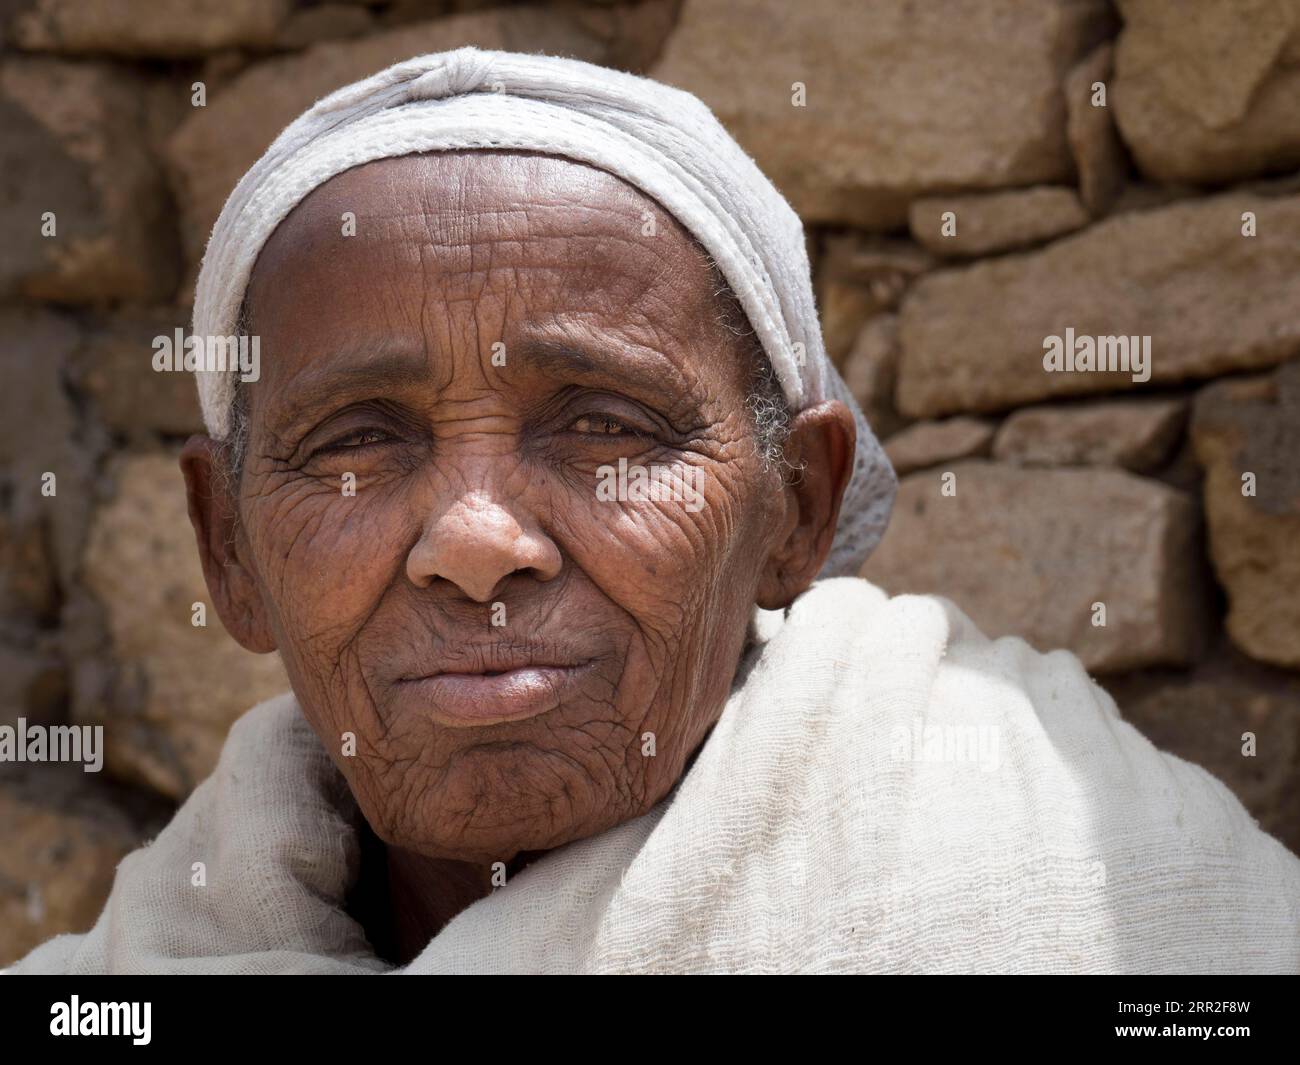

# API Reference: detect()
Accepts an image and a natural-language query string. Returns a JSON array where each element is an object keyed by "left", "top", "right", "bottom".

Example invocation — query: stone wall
[{"left": 2, "top": 0, "right": 1297, "bottom": 965}]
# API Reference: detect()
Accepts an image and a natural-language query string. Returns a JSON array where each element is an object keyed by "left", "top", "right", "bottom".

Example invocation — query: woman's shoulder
[
  {"left": 763, "top": 578, "right": 1300, "bottom": 876},
  {"left": 775, "top": 577, "right": 1257, "bottom": 817},
  {"left": 706, "top": 577, "right": 1300, "bottom": 970},
  {"left": 7, "top": 690, "right": 384, "bottom": 975}
]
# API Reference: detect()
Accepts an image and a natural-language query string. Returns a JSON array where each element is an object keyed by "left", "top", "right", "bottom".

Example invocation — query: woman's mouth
[{"left": 394, "top": 661, "right": 595, "bottom": 727}]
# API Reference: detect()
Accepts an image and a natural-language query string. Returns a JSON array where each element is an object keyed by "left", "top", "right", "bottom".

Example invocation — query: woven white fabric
[
  {"left": 12, "top": 579, "right": 1300, "bottom": 974},
  {"left": 190, "top": 46, "right": 896, "bottom": 576}
]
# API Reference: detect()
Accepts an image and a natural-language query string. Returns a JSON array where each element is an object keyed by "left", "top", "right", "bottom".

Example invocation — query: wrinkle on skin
[{"left": 180, "top": 150, "right": 853, "bottom": 963}]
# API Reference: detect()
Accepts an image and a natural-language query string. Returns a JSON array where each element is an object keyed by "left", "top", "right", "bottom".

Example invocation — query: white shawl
[{"left": 12, "top": 579, "right": 1300, "bottom": 974}]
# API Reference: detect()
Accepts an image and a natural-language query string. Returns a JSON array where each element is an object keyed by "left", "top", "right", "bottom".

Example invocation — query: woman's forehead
[
  {"left": 241, "top": 151, "right": 744, "bottom": 411},
  {"left": 247, "top": 151, "right": 713, "bottom": 314}
]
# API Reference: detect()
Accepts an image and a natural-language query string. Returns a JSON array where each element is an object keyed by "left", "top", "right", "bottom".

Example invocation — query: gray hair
[
  {"left": 214, "top": 303, "right": 254, "bottom": 494},
  {"left": 707, "top": 260, "right": 793, "bottom": 471}
]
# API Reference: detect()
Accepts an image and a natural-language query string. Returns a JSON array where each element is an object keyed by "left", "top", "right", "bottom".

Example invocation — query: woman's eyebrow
[
  {"left": 262, "top": 330, "right": 702, "bottom": 437},
  {"left": 515, "top": 334, "right": 695, "bottom": 401},
  {"left": 264, "top": 345, "right": 432, "bottom": 432}
]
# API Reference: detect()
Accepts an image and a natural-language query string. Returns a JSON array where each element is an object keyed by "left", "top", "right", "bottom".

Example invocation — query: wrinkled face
[{"left": 192, "top": 152, "right": 849, "bottom": 866}]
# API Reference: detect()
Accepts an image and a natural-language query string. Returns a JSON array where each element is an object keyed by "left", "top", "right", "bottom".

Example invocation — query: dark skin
[{"left": 181, "top": 151, "right": 854, "bottom": 963}]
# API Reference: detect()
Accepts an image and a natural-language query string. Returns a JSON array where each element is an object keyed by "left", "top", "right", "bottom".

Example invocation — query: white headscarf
[{"left": 192, "top": 46, "right": 896, "bottom": 574}]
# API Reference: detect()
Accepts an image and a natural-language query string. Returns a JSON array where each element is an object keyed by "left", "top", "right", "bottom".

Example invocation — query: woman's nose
[{"left": 404, "top": 490, "right": 562, "bottom": 602}]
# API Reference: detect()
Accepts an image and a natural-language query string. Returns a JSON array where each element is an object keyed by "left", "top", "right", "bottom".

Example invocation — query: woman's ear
[
  {"left": 179, "top": 436, "right": 277, "bottom": 653},
  {"left": 756, "top": 399, "right": 856, "bottom": 610}
]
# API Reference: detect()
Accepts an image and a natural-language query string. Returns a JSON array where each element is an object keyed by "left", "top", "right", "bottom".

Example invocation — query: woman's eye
[
  {"left": 571, "top": 413, "right": 639, "bottom": 436},
  {"left": 318, "top": 428, "right": 393, "bottom": 453}
]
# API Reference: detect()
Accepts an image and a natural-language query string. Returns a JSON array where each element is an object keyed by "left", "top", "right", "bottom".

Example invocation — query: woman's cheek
[
  {"left": 551, "top": 460, "right": 740, "bottom": 626},
  {"left": 247, "top": 477, "right": 411, "bottom": 645}
]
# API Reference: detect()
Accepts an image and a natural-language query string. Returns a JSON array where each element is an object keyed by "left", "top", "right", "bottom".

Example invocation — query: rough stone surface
[
  {"left": 0, "top": 639, "right": 66, "bottom": 725},
  {"left": 884, "top": 417, "right": 995, "bottom": 477},
  {"left": 653, "top": 0, "right": 1111, "bottom": 228},
  {"left": 1191, "top": 362, "right": 1300, "bottom": 669},
  {"left": 909, "top": 186, "right": 1089, "bottom": 258},
  {"left": 842, "top": 314, "right": 909, "bottom": 441},
  {"left": 1112, "top": 0, "right": 1300, "bottom": 185},
  {"left": 0, "top": 763, "right": 170, "bottom": 968},
  {"left": 1065, "top": 42, "right": 1128, "bottom": 214},
  {"left": 1105, "top": 641, "right": 1300, "bottom": 856},
  {"left": 72, "top": 309, "right": 206, "bottom": 440},
  {"left": 165, "top": 12, "right": 616, "bottom": 280},
  {"left": 0, "top": 309, "right": 99, "bottom": 599},
  {"left": 861, "top": 461, "right": 1209, "bottom": 673},
  {"left": 0, "top": 58, "right": 180, "bottom": 303},
  {"left": 993, "top": 396, "right": 1187, "bottom": 471},
  {"left": 569, "top": 0, "right": 681, "bottom": 74},
  {"left": 75, "top": 452, "right": 291, "bottom": 799},
  {"left": 0, "top": 311, "right": 82, "bottom": 731},
  {"left": 0, "top": 507, "right": 59, "bottom": 633},
  {"left": 9, "top": 0, "right": 292, "bottom": 57},
  {"left": 816, "top": 234, "right": 933, "bottom": 368},
  {"left": 274, "top": 3, "right": 374, "bottom": 50},
  {"left": 897, "top": 192, "right": 1300, "bottom": 417}
]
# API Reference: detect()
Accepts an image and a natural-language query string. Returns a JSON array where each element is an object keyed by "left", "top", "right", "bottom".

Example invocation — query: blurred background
[{"left": 2, "top": 0, "right": 1298, "bottom": 965}]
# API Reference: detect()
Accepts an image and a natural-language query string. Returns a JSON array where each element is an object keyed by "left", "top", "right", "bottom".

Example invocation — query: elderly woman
[{"left": 12, "top": 47, "right": 1300, "bottom": 975}]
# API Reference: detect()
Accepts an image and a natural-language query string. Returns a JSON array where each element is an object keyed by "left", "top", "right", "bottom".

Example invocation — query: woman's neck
[
  {"left": 348, "top": 819, "right": 546, "bottom": 966},
  {"left": 385, "top": 848, "right": 495, "bottom": 963}
]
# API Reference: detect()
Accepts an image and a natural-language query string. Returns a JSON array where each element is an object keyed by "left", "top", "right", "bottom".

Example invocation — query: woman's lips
[{"left": 396, "top": 662, "right": 593, "bottom": 727}]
